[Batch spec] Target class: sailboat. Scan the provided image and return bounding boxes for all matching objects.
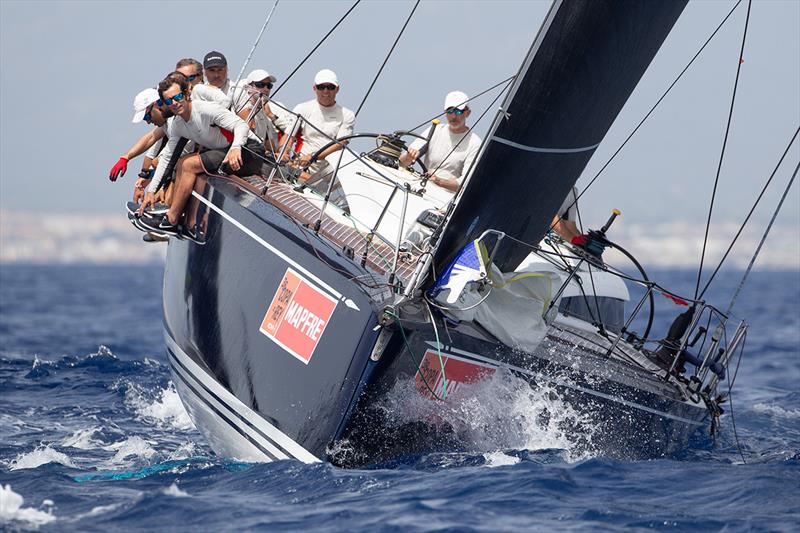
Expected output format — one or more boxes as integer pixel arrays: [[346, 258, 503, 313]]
[[146, 0, 790, 466]]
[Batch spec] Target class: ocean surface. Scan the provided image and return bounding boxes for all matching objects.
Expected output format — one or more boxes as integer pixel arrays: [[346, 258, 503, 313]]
[[1, 264, 798, 532]]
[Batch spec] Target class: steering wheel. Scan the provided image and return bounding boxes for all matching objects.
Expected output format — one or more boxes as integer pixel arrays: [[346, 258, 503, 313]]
[[307, 131, 429, 176]]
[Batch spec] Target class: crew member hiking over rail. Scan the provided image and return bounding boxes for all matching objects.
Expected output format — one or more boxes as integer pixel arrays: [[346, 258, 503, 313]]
[[138, 73, 265, 238]]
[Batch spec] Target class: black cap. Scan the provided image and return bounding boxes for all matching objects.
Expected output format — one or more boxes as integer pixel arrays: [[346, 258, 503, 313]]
[[203, 51, 227, 69]]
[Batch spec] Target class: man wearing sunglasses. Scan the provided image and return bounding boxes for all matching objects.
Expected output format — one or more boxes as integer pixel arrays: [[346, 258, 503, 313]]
[[233, 69, 292, 154], [287, 69, 355, 180], [400, 90, 482, 194], [110, 87, 174, 194], [137, 74, 264, 236]]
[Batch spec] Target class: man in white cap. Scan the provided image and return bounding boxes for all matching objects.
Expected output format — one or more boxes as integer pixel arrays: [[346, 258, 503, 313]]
[[287, 68, 355, 179], [232, 69, 293, 154], [400, 90, 482, 194], [109, 87, 173, 184]]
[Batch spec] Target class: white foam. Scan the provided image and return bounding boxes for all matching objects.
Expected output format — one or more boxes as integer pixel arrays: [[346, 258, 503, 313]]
[[0, 484, 56, 526], [104, 436, 157, 463], [483, 451, 521, 467], [60, 427, 103, 450], [9, 445, 76, 471], [162, 483, 190, 498], [380, 368, 598, 462], [752, 403, 800, 420], [73, 503, 123, 520], [124, 382, 194, 430]]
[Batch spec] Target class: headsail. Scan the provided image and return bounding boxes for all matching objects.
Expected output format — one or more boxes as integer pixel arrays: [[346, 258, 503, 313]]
[[432, 0, 688, 273]]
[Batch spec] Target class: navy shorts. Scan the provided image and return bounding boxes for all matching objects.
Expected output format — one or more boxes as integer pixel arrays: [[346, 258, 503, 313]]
[[200, 139, 265, 177]]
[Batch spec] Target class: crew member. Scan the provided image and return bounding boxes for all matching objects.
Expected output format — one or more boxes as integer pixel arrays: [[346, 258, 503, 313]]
[[203, 51, 233, 97], [400, 91, 482, 194], [138, 74, 264, 236], [234, 69, 292, 155], [287, 69, 355, 180]]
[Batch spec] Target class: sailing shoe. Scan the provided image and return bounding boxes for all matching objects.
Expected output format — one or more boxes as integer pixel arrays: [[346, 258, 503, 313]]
[[126, 201, 170, 217], [139, 215, 181, 237], [181, 226, 206, 246], [143, 232, 170, 243]]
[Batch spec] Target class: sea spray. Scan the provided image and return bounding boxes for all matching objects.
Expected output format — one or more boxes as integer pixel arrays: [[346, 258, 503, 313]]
[[378, 368, 598, 462]]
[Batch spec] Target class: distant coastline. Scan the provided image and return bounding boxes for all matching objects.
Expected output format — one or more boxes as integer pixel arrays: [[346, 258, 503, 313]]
[[1, 211, 797, 269]]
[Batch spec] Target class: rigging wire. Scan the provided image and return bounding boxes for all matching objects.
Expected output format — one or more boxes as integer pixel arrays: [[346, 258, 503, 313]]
[[695, 0, 753, 299], [550, 0, 745, 235], [726, 329, 748, 464], [698, 126, 800, 298], [355, 0, 420, 117], [723, 160, 798, 316], [271, 0, 362, 98], [229, 0, 281, 108]]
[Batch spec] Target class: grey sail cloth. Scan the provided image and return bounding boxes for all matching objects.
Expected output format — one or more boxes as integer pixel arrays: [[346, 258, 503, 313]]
[[432, 0, 687, 274]]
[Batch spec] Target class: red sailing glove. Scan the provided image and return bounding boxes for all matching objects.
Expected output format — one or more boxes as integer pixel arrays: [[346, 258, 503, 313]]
[[109, 156, 128, 182]]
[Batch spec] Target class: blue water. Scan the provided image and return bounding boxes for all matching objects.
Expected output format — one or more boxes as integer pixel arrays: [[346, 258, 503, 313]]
[[1, 264, 798, 531]]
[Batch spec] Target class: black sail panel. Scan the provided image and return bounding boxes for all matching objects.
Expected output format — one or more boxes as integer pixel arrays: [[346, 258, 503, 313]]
[[433, 0, 687, 273]]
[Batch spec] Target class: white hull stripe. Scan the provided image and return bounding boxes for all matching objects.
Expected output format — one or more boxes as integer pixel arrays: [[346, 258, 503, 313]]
[[191, 190, 360, 311], [168, 350, 288, 461], [426, 342, 704, 427], [491, 135, 600, 154], [166, 333, 321, 463]]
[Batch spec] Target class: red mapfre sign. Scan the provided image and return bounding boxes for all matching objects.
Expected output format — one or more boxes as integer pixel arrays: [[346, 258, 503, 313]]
[[415, 349, 496, 399], [260, 268, 337, 364]]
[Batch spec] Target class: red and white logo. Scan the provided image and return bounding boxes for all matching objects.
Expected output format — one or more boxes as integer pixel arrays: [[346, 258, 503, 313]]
[[415, 349, 496, 399], [260, 268, 337, 364]]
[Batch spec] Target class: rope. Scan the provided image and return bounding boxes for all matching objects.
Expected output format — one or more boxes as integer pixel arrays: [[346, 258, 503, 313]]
[[384, 310, 447, 401], [695, 0, 753, 299], [698, 126, 800, 298], [550, 0, 745, 236], [229, 0, 281, 110], [723, 160, 798, 316], [271, 0, 361, 98], [355, 0, 420, 117]]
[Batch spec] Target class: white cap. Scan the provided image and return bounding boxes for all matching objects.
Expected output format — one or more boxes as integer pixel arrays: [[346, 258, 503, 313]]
[[444, 90, 469, 111], [314, 69, 339, 87], [246, 69, 277, 84], [132, 88, 159, 123]]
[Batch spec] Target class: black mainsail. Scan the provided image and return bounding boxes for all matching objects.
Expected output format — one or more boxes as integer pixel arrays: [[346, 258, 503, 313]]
[[432, 0, 688, 273]]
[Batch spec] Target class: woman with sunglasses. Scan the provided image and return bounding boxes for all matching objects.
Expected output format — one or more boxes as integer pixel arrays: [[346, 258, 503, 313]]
[[400, 90, 482, 194]]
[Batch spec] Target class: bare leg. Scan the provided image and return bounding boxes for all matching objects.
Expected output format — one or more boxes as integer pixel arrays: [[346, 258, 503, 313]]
[[167, 154, 204, 225]]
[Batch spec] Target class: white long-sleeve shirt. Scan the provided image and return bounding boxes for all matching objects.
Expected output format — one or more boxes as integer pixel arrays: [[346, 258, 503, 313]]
[[146, 100, 256, 193]]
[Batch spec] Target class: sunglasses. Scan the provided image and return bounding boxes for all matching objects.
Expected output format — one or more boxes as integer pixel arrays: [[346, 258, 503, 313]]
[[143, 110, 153, 123], [252, 81, 273, 89], [159, 92, 186, 106], [187, 73, 202, 82], [315, 84, 337, 91], [446, 107, 465, 115]]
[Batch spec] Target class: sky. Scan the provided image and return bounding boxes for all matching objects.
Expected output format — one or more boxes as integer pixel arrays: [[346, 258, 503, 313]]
[[1, 0, 798, 239]]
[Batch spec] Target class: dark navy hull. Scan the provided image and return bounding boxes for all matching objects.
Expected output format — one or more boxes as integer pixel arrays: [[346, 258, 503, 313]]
[[163, 176, 382, 461], [163, 176, 710, 466]]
